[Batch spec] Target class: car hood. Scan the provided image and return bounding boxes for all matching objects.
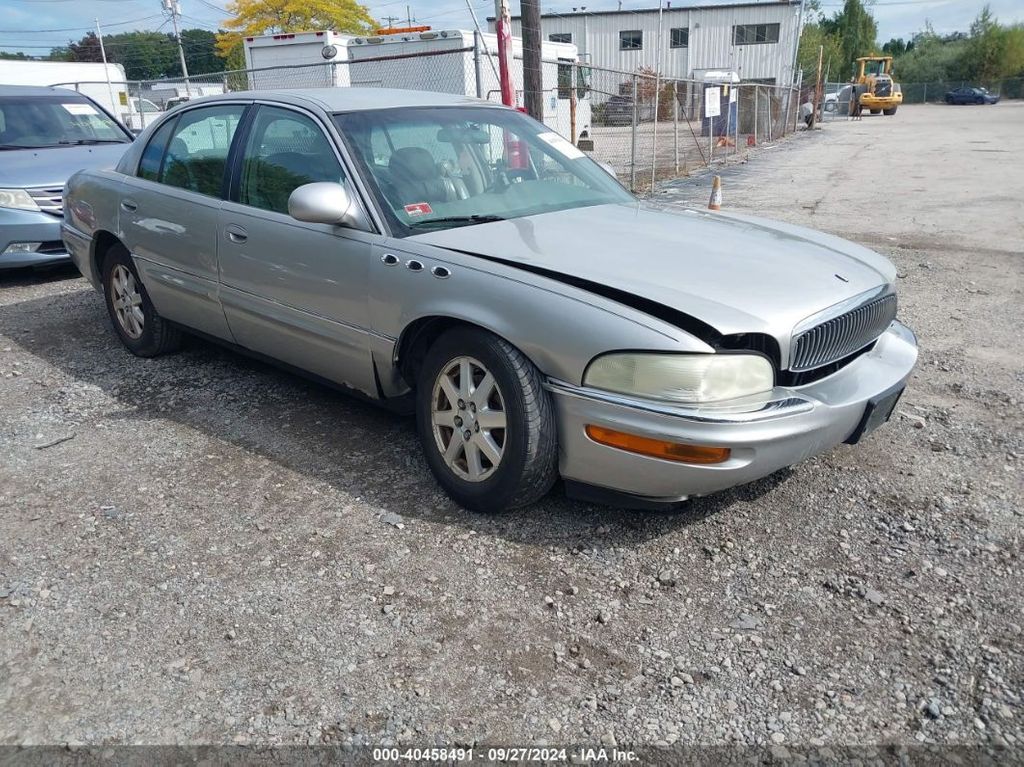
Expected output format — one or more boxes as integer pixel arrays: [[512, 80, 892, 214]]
[[411, 202, 896, 342], [0, 143, 130, 188]]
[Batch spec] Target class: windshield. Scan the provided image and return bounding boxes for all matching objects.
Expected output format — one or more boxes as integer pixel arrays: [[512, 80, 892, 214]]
[[0, 95, 130, 150], [334, 105, 633, 236]]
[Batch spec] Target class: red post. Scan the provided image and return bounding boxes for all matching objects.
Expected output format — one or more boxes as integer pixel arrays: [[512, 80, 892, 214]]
[[494, 0, 515, 107]]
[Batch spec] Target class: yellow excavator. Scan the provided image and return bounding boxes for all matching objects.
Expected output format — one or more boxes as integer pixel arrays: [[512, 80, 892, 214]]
[[854, 56, 903, 115]]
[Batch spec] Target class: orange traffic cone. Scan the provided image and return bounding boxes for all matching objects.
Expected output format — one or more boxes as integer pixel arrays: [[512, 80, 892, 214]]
[[708, 175, 722, 211]]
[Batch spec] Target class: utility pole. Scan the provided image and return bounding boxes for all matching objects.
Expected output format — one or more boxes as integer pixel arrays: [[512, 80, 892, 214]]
[[162, 0, 192, 98], [521, 0, 543, 120], [381, 15, 400, 28], [493, 0, 514, 106], [94, 19, 117, 118]]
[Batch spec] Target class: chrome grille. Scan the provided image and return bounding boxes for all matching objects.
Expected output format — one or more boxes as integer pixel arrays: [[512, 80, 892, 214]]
[[790, 293, 897, 372], [27, 186, 64, 217]]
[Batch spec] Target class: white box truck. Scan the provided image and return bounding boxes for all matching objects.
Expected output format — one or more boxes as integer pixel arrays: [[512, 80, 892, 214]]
[[0, 60, 163, 131], [241, 29, 591, 142]]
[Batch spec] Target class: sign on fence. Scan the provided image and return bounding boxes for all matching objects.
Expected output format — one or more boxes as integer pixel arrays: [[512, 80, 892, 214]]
[[705, 86, 721, 118]]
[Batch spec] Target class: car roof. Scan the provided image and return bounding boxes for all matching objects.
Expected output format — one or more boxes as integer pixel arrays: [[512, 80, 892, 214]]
[[187, 87, 502, 112], [0, 84, 93, 98]]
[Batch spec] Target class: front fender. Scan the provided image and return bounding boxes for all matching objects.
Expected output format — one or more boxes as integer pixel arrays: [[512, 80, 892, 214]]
[[370, 240, 714, 389]]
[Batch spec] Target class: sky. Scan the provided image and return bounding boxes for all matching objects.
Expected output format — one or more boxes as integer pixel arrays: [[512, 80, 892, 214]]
[[1, 0, 1021, 59]]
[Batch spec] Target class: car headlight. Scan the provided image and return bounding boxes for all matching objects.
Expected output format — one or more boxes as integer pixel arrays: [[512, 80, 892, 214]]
[[0, 189, 39, 212], [584, 353, 774, 404]]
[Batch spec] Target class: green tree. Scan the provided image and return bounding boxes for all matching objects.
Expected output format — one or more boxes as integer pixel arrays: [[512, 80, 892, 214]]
[[797, 22, 844, 82], [822, 0, 878, 79], [181, 29, 226, 75], [215, 0, 376, 59], [0, 51, 34, 60], [962, 6, 1024, 80], [882, 37, 912, 57], [47, 28, 228, 80]]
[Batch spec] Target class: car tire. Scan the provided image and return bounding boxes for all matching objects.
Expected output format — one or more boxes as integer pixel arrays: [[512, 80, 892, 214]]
[[416, 327, 558, 513], [101, 244, 182, 357], [870, 108, 882, 115], [883, 107, 897, 115]]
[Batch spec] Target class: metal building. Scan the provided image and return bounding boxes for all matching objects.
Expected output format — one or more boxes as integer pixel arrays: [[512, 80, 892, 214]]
[[489, 1, 804, 85]]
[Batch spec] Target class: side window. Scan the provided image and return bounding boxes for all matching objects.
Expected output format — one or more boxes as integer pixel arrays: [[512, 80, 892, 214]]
[[160, 105, 244, 197], [138, 119, 176, 181], [239, 106, 344, 215]]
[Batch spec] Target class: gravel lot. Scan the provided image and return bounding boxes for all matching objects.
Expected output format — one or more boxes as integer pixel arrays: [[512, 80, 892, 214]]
[[1, 103, 1021, 753]]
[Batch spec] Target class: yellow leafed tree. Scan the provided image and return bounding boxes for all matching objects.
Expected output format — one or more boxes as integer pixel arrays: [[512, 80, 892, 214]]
[[216, 0, 376, 59]]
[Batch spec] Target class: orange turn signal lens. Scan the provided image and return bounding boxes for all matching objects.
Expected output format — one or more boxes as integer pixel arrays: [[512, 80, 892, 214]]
[[585, 425, 731, 465]]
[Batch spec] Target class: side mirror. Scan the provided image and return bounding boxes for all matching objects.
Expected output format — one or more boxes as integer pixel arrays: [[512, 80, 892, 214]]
[[288, 182, 363, 228], [596, 161, 619, 180]]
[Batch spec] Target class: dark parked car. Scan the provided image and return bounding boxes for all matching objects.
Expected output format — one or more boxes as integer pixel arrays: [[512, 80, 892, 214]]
[[944, 87, 1000, 105], [598, 95, 655, 126]]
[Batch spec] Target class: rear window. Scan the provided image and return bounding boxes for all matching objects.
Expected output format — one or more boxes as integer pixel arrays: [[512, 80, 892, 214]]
[[0, 95, 129, 149]]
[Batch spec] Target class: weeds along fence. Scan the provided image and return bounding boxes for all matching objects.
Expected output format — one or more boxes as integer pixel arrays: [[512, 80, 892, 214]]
[[50, 50, 800, 195]]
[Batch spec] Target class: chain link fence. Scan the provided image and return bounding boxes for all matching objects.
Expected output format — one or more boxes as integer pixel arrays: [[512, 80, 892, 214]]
[[577, 64, 799, 193], [899, 77, 1023, 103], [816, 76, 1022, 119], [49, 51, 801, 196]]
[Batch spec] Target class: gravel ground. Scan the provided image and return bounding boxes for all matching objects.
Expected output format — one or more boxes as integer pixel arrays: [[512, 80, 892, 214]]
[[0, 103, 1021, 753]]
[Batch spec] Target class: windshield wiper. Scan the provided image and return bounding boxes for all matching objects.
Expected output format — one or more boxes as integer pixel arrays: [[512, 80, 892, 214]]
[[58, 138, 129, 145], [408, 214, 506, 229]]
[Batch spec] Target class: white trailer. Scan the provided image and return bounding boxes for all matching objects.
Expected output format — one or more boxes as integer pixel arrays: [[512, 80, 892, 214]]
[[0, 60, 142, 122], [243, 31, 354, 89], [241, 29, 591, 142]]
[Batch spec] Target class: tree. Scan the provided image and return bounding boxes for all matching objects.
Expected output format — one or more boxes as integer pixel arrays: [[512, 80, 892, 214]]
[[0, 51, 34, 60], [822, 0, 878, 79], [881, 37, 912, 57], [215, 0, 376, 59], [181, 29, 226, 76], [47, 28, 227, 80], [61, 31, 104, 63], [962, 6, 1024, 80], [797, 22, 843, 82]]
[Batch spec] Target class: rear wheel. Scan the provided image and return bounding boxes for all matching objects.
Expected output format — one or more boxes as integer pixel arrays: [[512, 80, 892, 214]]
[[870, 108, 882, 115], [416, 327, 558, 513], [102, 244, 182, 357], [946, 96, 955, 104], [883, 107, 897, 115]]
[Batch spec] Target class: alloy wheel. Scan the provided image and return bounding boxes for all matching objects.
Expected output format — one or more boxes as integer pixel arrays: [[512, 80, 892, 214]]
[[111, 263, 144, 339], [430, 355, 507, 482]]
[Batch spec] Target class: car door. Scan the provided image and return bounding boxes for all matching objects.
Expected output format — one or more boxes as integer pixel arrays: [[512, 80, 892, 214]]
[[217, 103, 379, 397], [119, 102, 248, 340]]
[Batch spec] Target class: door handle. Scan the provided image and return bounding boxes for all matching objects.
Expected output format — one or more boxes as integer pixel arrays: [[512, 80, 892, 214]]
[[225, 225, 247, 244], [120, 199, 137, 213]]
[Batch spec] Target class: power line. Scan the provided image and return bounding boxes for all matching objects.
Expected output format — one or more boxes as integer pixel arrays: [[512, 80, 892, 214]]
[[0, 15, 163, 34]]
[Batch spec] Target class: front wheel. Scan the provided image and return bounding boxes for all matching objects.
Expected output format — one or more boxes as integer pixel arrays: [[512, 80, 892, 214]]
[[416, 327, 558, 513], [883, 107, 897, 115], [102, 244, 182, 357], [870, 108, 882, 115]]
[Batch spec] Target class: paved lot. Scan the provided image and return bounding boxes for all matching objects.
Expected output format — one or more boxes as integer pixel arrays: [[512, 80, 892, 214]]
[[1, 103, 1022, 750]]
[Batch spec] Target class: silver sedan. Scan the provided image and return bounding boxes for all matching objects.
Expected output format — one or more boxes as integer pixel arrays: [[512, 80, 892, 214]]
[[62, 88, 918, 513]]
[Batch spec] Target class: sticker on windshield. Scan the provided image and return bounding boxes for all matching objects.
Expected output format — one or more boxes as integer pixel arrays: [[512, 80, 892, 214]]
[[62, 103, 99, 116], [404, 202, 432, 217], [536, 131, 585, 160]]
